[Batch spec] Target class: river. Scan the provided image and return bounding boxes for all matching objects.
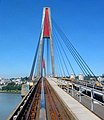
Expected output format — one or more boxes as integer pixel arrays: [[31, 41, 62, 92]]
[[0, 93, 21, 120]]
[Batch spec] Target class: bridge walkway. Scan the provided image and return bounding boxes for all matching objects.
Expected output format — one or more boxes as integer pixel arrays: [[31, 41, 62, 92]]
[[46, 77, 101, 120]]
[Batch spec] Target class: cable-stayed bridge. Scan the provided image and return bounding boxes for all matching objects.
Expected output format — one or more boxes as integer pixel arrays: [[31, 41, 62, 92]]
[[8, 7, 104, 120]]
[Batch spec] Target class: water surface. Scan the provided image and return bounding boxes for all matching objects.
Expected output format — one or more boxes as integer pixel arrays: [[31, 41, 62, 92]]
[[0, 93, 21, 120]]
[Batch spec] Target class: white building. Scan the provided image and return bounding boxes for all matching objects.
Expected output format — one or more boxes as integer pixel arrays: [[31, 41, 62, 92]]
[[78, 74, 84, 80], [0, 80, 5, 85], [70, 73, 75, 79], [98, 76, 104, 82]]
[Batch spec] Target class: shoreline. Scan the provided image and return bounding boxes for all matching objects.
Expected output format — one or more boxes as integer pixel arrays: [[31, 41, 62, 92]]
[[0, 90, 21, 94]]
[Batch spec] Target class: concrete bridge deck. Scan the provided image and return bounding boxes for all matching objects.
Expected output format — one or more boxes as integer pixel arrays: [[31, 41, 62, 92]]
[[46, 77, 101, 120]]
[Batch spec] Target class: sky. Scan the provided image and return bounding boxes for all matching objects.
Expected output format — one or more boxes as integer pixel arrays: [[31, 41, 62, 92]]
[[0, 0, 104, 78]]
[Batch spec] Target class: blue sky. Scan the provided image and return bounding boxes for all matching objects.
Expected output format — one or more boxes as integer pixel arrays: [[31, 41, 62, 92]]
[[0, 0, 104, 78]]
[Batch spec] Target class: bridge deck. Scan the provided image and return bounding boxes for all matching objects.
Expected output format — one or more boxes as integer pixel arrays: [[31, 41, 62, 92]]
[[46, 77, 101, 120]]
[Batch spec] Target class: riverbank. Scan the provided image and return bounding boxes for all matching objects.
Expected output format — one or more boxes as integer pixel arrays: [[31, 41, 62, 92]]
[[0, 90, 21, 94]]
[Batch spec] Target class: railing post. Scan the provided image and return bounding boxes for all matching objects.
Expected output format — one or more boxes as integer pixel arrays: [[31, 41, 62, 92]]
[[86, 82, 87, 94], [60, 79, 62, 89], [72, 83, 74, 96], [58, 79, 60, 86], [13, 115, 17, 120], [91, 89, 94, 111], [57, 79, 58, 86], [67, 81, 69, 93], [59, 79, 61, 88], [79, 86, 82, 103]]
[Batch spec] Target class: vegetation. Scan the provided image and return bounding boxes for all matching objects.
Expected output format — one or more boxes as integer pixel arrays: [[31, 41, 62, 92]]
[[21, 77, 28, 82], [1, 82, 21, 93]]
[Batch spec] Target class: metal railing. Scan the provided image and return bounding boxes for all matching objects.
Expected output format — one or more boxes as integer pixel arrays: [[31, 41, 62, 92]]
[[7, 78, 40, 120], [57, 79, 104, 112]]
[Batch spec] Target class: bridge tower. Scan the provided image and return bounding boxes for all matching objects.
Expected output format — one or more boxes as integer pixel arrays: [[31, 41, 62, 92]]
[[37, 7, 55, 77]]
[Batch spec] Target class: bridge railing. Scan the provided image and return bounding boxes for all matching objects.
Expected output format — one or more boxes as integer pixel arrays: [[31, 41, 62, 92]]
[[7, 78, 40, 120], [57, 79, 104, 112]]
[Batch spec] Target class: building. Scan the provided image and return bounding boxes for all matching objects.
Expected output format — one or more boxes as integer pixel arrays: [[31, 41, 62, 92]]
[[78, 74, 84, 80], [70, 73, 75, 79]]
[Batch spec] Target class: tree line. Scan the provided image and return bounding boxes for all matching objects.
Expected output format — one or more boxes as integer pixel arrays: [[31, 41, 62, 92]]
[[2, 82, 21, 91]]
